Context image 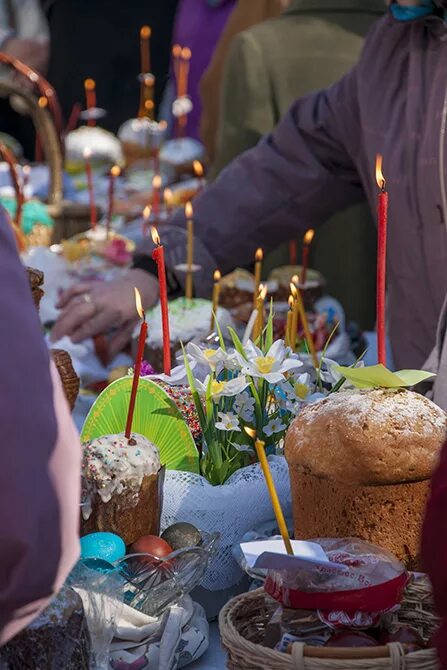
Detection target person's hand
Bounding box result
[2,38,49,75]
[50,269,159,357]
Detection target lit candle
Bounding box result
[152,174,162,221]
[301,228,315,286]
[210,269,221,332]
[140,25,151,74]
[172,44,182,88]
[244,427,293,555]
[375,154,388,366]
[164,188,173,214]
[106,165,120,237]
[151,226,172,375]
[84,78,96,128]
[286,295,294,348]
[125,288,148,439]
[253,248,263,307]
[253,284,267,342]
[289,285,299,352]
[83,147,97,228]
[142,205,151,237]
[185,201,194,300]
[35,96,48,162]
[291,281,318,368]
[178,47,192,136]
[193,160,205,193]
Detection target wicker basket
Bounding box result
[0,70,97,243]
[51,348,80,411]
[219,580,440,670]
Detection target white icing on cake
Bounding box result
[82,432,160,507]
[138,297,233,346]
[159,138,204,166]
[65,126,123,166]
[118,118,167,148]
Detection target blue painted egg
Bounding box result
[80,532,126,563]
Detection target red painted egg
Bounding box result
[129,535,173,563]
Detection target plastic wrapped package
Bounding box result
[264,538,408,629]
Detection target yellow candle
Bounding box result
[210,269,221,332]
[294,283,318,368]
[289,291,298,351]
[253,284,267,341]
[185,201,194,299]
[285,307,293,348]
[253,248,263,307]
[245,428,293,555]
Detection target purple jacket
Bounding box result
[172,0,236,139]
[0,210,80,643]
[177,10,447,369]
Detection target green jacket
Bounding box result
[211,0,384,328]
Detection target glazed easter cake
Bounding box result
[285,388,447,569]
[139,297,233,372]
[81,432,161,545]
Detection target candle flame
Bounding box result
[159,120,168,131]
[214,269,221,282]
[172,44,182,58]
[151,225,160,245]
[38,96,48,109]
[258,283,268,300]
[185,201,193,219]
[288,295,294,309]
[143,205,151,220]
[244,426,256,439]
[164,188,173,205]
[83,147,92,159]
[303,229,315,245]
[375,154,386,189]
[22,164,31,176]
[84,78,96,92]
[290,282,298,298]
[193,160,204,178]
[134,287,145,320]
[255,248,263,262]
[111,165,121,177]
[291,274,299,286]
[140,25,151,39]
[144,100,154,112]
[152,174,162,189]
[181,47,192,60]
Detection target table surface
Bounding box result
[190,623,226,669]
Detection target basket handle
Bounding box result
[0,80,63,206]
[0,52,64,142]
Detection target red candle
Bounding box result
[289,240,297,266]
[152,174,162,222]
[151,226,172,375]
[301,229,315,286]
[35,96,48,162]
[84,78,96,128]
[375,154,388,366]
[125,288,148,439]
[106,165,120,236]
[65,101,82,135]
[83,148,97,228]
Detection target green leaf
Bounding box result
[228,327,246,359]
[214,315,226,351]
[333,364,436,389]
[265,299,274,352]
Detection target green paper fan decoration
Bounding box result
[81,377,199,473]
[333,363,435,390]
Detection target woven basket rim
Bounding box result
[219,586,439,666]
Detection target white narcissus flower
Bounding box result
[263,418,287,437]
[197,374,249,400]
[234,391,256,421]
[237,340,303,384]
[186,342,229,371]
[154,360,195,386]
[215,411,241,432]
